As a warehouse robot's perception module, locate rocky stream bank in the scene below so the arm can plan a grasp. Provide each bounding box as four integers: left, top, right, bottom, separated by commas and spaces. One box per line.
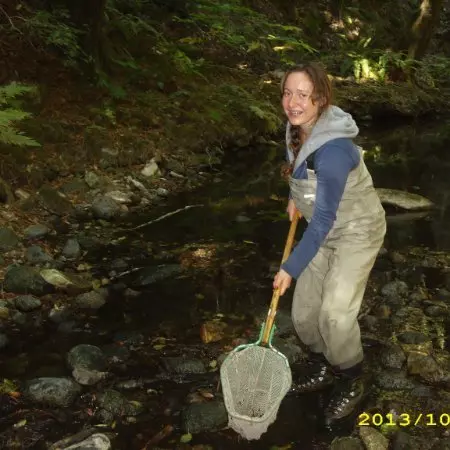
0, 140, 450, 450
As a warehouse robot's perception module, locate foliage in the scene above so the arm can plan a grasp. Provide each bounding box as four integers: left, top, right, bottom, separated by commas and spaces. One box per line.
0, 83, 40, 148
24, 8, 84, 67
174, 0, 318, 66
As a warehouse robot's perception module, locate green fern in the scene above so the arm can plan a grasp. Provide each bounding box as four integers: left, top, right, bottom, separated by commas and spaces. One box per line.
0, 82, 40, 147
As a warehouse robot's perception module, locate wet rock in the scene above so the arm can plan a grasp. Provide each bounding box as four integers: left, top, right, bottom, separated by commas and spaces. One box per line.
374, 304, 391, 318
92, 195, 123, 220
72, 367, 108, 386
38, 185, 74, 215
392, 430, 422, 450
97, 389, 145, 417
156, 187, 169, 197
181, 401, 227, 434
26, 245, 54, 264
0, 227, 19, 251
105, 190, 135, 204
391, 306, 427, 329
103, 344, 131, 363
235, 214, 251, 223
0, 305, 9, 319
73, 290, 106, 309
376, 188, 434, 210
0, 333, 8, 349
132, 264, 183, 287
14, 294, 42, 312
435, 288, 450, 303
62, 238, 81, 259
375, 370, 417, 390
330, 437, 364, 450
162, 357, 207, 375
60, 178, 90, 196
361, 315, 378, 331
48, 305, 72, 324
425, 304, 448, 317
431, 438, 450, 450
381, 280, 408, 299
390, 251, 407, 264
141, 159, 161, 178
67, 344, 108, 372
85, 171, 102, 188
359, 426, 389, 450
397, 331, 429, 345
24, 224, 50, 239
409, 287, 428, 302
12, 310, 27, 326
25, 377, 81, 407
380, 344, 406, 370
407, 352, 450, 386
273, 338, 305, 364
55, 433, 111, 450
3, 264, 52, 295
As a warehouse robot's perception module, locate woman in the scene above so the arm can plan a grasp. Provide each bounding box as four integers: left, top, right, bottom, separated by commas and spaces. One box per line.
273, 62, 386, 423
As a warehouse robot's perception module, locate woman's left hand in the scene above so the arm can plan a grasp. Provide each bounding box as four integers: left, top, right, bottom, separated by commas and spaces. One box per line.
273, 269, 292, 296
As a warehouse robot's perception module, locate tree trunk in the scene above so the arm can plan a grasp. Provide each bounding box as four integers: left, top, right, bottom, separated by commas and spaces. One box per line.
64, 0, 108, 76
408, 0, 444, 61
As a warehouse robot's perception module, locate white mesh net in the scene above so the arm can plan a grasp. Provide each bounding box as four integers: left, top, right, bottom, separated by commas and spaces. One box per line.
220, 345, 292, 440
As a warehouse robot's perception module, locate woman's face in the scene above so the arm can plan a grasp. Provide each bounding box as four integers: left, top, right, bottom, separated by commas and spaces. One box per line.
282, 71, 321, 128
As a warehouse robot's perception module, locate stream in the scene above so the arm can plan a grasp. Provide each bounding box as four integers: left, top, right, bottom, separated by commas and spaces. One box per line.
1, 118, 450, 449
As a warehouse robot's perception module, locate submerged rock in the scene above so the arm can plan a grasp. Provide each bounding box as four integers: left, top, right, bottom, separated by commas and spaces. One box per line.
97, 389, 145, 417
330, 436, 364, 450
24, 224, 50, 239
67, 344, 108, 372
25, 377, 81, 407
132, 264, 183, 287
359, 426, 389, 450
162, 357, 207, 375
0, 333, 9, 349
3, 265, 52, 295
62, 238, 81, 259
380, 344, 406, 370
92, 195, 123, 220
14, 294, 42, 312
182, 401, 228, 434
26, 245, 54, 264
375, 370, 417, 390
0, 227, 19, 251
56, 433, 111, 450
38, 185, 74, 215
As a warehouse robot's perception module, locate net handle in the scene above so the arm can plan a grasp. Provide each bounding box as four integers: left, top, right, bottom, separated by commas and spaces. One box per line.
261, 211, 301, 345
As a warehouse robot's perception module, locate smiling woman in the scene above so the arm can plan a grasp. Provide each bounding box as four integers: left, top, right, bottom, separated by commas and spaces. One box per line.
273, 61, 387, 424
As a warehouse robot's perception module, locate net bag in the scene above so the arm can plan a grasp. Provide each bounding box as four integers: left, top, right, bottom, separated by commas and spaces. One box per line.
220, 344, 292, 440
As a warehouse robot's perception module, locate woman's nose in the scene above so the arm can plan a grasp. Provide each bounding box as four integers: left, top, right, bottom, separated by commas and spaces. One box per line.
289, 92, 300, 107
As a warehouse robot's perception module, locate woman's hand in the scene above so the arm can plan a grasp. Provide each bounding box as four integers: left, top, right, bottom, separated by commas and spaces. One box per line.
286, 198, 298, 222
273, 269, 292, 296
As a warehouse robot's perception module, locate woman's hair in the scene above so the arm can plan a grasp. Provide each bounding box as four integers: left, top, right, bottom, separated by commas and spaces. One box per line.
280, 62, 332, 178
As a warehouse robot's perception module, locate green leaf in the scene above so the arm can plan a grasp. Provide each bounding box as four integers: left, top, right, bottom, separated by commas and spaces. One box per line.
180, 433, 193, 443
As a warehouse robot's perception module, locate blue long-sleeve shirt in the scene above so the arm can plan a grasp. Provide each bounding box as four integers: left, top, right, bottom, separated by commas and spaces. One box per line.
281, 138, 360, 279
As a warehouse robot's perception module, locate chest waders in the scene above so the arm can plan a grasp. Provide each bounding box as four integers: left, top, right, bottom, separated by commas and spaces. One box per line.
289, 147, 386, 371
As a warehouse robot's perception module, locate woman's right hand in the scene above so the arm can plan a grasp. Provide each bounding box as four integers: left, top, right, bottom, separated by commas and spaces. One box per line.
286, 198, 298, 222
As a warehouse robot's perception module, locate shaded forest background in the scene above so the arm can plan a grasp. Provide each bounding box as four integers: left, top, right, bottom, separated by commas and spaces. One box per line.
1, 0, 450, 193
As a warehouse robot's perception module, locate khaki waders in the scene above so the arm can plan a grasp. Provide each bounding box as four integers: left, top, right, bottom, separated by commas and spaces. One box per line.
289, 148, 386, 370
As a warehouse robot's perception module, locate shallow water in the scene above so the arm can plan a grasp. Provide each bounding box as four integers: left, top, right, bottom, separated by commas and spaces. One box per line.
2, 118, 450, 449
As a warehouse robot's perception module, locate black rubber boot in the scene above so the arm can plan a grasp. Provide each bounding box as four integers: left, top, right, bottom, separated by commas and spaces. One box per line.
324, 363, 365, 423
293, 353, 335, 393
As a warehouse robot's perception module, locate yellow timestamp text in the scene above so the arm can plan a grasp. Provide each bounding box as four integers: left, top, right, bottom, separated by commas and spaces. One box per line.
358, 412, 450, 427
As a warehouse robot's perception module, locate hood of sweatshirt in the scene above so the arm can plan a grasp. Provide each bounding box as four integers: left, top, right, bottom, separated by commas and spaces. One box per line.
286, 105, 359, 173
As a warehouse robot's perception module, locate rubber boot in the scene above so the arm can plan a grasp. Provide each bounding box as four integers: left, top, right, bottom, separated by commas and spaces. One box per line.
324, 363, 365, 423
293, 352, 335, 393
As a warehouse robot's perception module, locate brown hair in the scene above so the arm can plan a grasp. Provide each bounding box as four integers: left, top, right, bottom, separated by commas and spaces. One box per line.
280, 62, 333, 178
